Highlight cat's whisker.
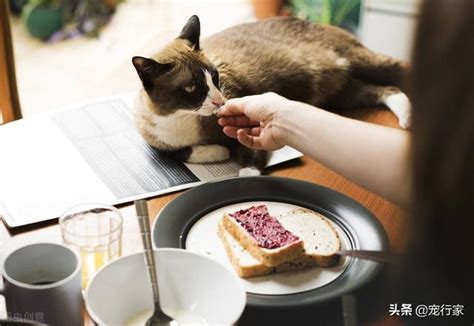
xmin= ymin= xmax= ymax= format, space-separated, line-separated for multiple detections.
xmin=221 ymin=84 xmax=227 ymax=93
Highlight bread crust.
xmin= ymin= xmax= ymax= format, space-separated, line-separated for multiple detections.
xmin=218 ymin=219 xmax=274 ymax=277
xmin=222 ymin=213 xmax=305 ymax=267
xmin=218 ymin=220 xmax=316 ymax=278
xmin=281 ymin=208 xmax=341 ymax=267
xmin=218 ymin=207 xmax=342 ymax=278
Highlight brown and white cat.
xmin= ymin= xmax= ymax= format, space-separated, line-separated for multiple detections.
xmin=132 ymin=15 xmax=410 ymax=175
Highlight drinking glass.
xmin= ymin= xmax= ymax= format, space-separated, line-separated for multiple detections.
xmin=59 ymin=203 xmax=123 ymax=290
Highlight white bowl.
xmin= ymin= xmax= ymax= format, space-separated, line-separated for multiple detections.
xmin=85 ymin=248 xmax=246 ymax=325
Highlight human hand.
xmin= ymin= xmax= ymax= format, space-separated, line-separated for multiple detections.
xmin=217 ymin=92 xmax=293 ymax=151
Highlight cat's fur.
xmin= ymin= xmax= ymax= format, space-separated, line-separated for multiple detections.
xmin=132 ymin=15 xmax=411 ymax=175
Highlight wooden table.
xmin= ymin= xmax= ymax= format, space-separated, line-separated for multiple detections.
xmin=0 ymin=108 xmax=407 ymax=325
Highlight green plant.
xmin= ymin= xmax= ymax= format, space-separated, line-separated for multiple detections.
xmin=290 ymin=0 xmax=361 ymax=32
xmin=21 ymin=0 xmax=64 ymax=40
xmin=26 ymin=0 xmax=61 ymax=6
xmin=20 ymin=0 xmax=125 ymax=41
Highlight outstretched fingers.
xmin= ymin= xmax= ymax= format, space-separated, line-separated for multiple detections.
xmin=223 ymin=125 xmax=262 ymax=138
xmin=217 ymin=95 xmax=270 ymax=122
xmin=218 ymin=115 xmax=259 ymax=128
xmin=237 ymin=129 xmax=264 ymax=149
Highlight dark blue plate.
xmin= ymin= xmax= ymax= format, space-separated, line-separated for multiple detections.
xmin=152 ymin=176 xmax=388 ymax=308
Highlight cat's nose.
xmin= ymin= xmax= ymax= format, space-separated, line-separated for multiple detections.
xmin=212 ymin=98 xmax=225 ymax=107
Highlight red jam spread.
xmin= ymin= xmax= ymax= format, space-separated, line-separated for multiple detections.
xmin=229 ymin=205 xmax=299 ymax=249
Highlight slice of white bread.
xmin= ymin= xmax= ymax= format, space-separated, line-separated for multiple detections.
xmin=218 ymin=207 xmax=341 ymax=278
xmin=218 ymin=219 xmax=318 ymax=278
xmin=277 ymin=208 xmax=341 ymax=267
xmin=222 ymin=206 xmax=305 ymax=267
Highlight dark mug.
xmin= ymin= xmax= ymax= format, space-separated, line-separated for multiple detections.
xmin=0 ymin=243 xmax=82 ymax=326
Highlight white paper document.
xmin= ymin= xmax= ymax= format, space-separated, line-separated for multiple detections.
xmin=0 ymin=94 xmax=302 ymax=228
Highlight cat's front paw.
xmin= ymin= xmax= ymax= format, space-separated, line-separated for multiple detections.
xmin=238 ymin=167 xmax=262 ymax=177
xmin=187 ymin=145 xmax=230 ymax=163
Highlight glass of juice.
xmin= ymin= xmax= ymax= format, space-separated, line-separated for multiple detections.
xmin=59 ymin=203 xmax=123 ymax=290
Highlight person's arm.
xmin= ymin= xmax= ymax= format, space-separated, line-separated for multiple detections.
xmin=218 ymin=93 xmax=411 ymax=207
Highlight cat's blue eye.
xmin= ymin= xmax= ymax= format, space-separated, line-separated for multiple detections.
xmin=184 ymin=85 xmax=196 ymax=93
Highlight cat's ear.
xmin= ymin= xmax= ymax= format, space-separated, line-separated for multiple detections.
xmin=178 ymin=15 xmax=200 ymax=50
xmin=132 ymin=56 xmax=173 ymax=89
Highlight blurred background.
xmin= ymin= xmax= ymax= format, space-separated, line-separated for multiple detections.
xmin=5 ymin=0 xmax=419 ymax=119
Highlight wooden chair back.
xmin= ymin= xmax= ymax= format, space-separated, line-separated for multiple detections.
xmin=0 ymin=1 xmax=22 ymax=124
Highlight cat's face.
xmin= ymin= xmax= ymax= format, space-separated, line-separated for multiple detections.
xmin=132 ymin=16 xmax=226 ymax=116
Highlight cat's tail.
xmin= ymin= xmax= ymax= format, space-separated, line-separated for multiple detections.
xmin=352 ymin=61 xmax=408 ymax=91
xmin=347 ymin=47 xmax=409 ymax=91
xmin=325 ymin=79 xmax=412 ymax=129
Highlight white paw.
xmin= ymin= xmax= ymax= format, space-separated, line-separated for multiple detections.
xmin=238 ymin=167 xmax=261 ymax=177
xmin=384 ymin=93 xmax=412 ymax=129
xmin=398 ymin=111 xmax=412 ymax=129
xmin=188 ymin=145 xmax=230 ymax=163
xmin=214 ymin=146 xmax=231 ymax=161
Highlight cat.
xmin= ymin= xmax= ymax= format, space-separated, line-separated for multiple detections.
xmin=132 ymin=15 xmax=411 ymax=175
